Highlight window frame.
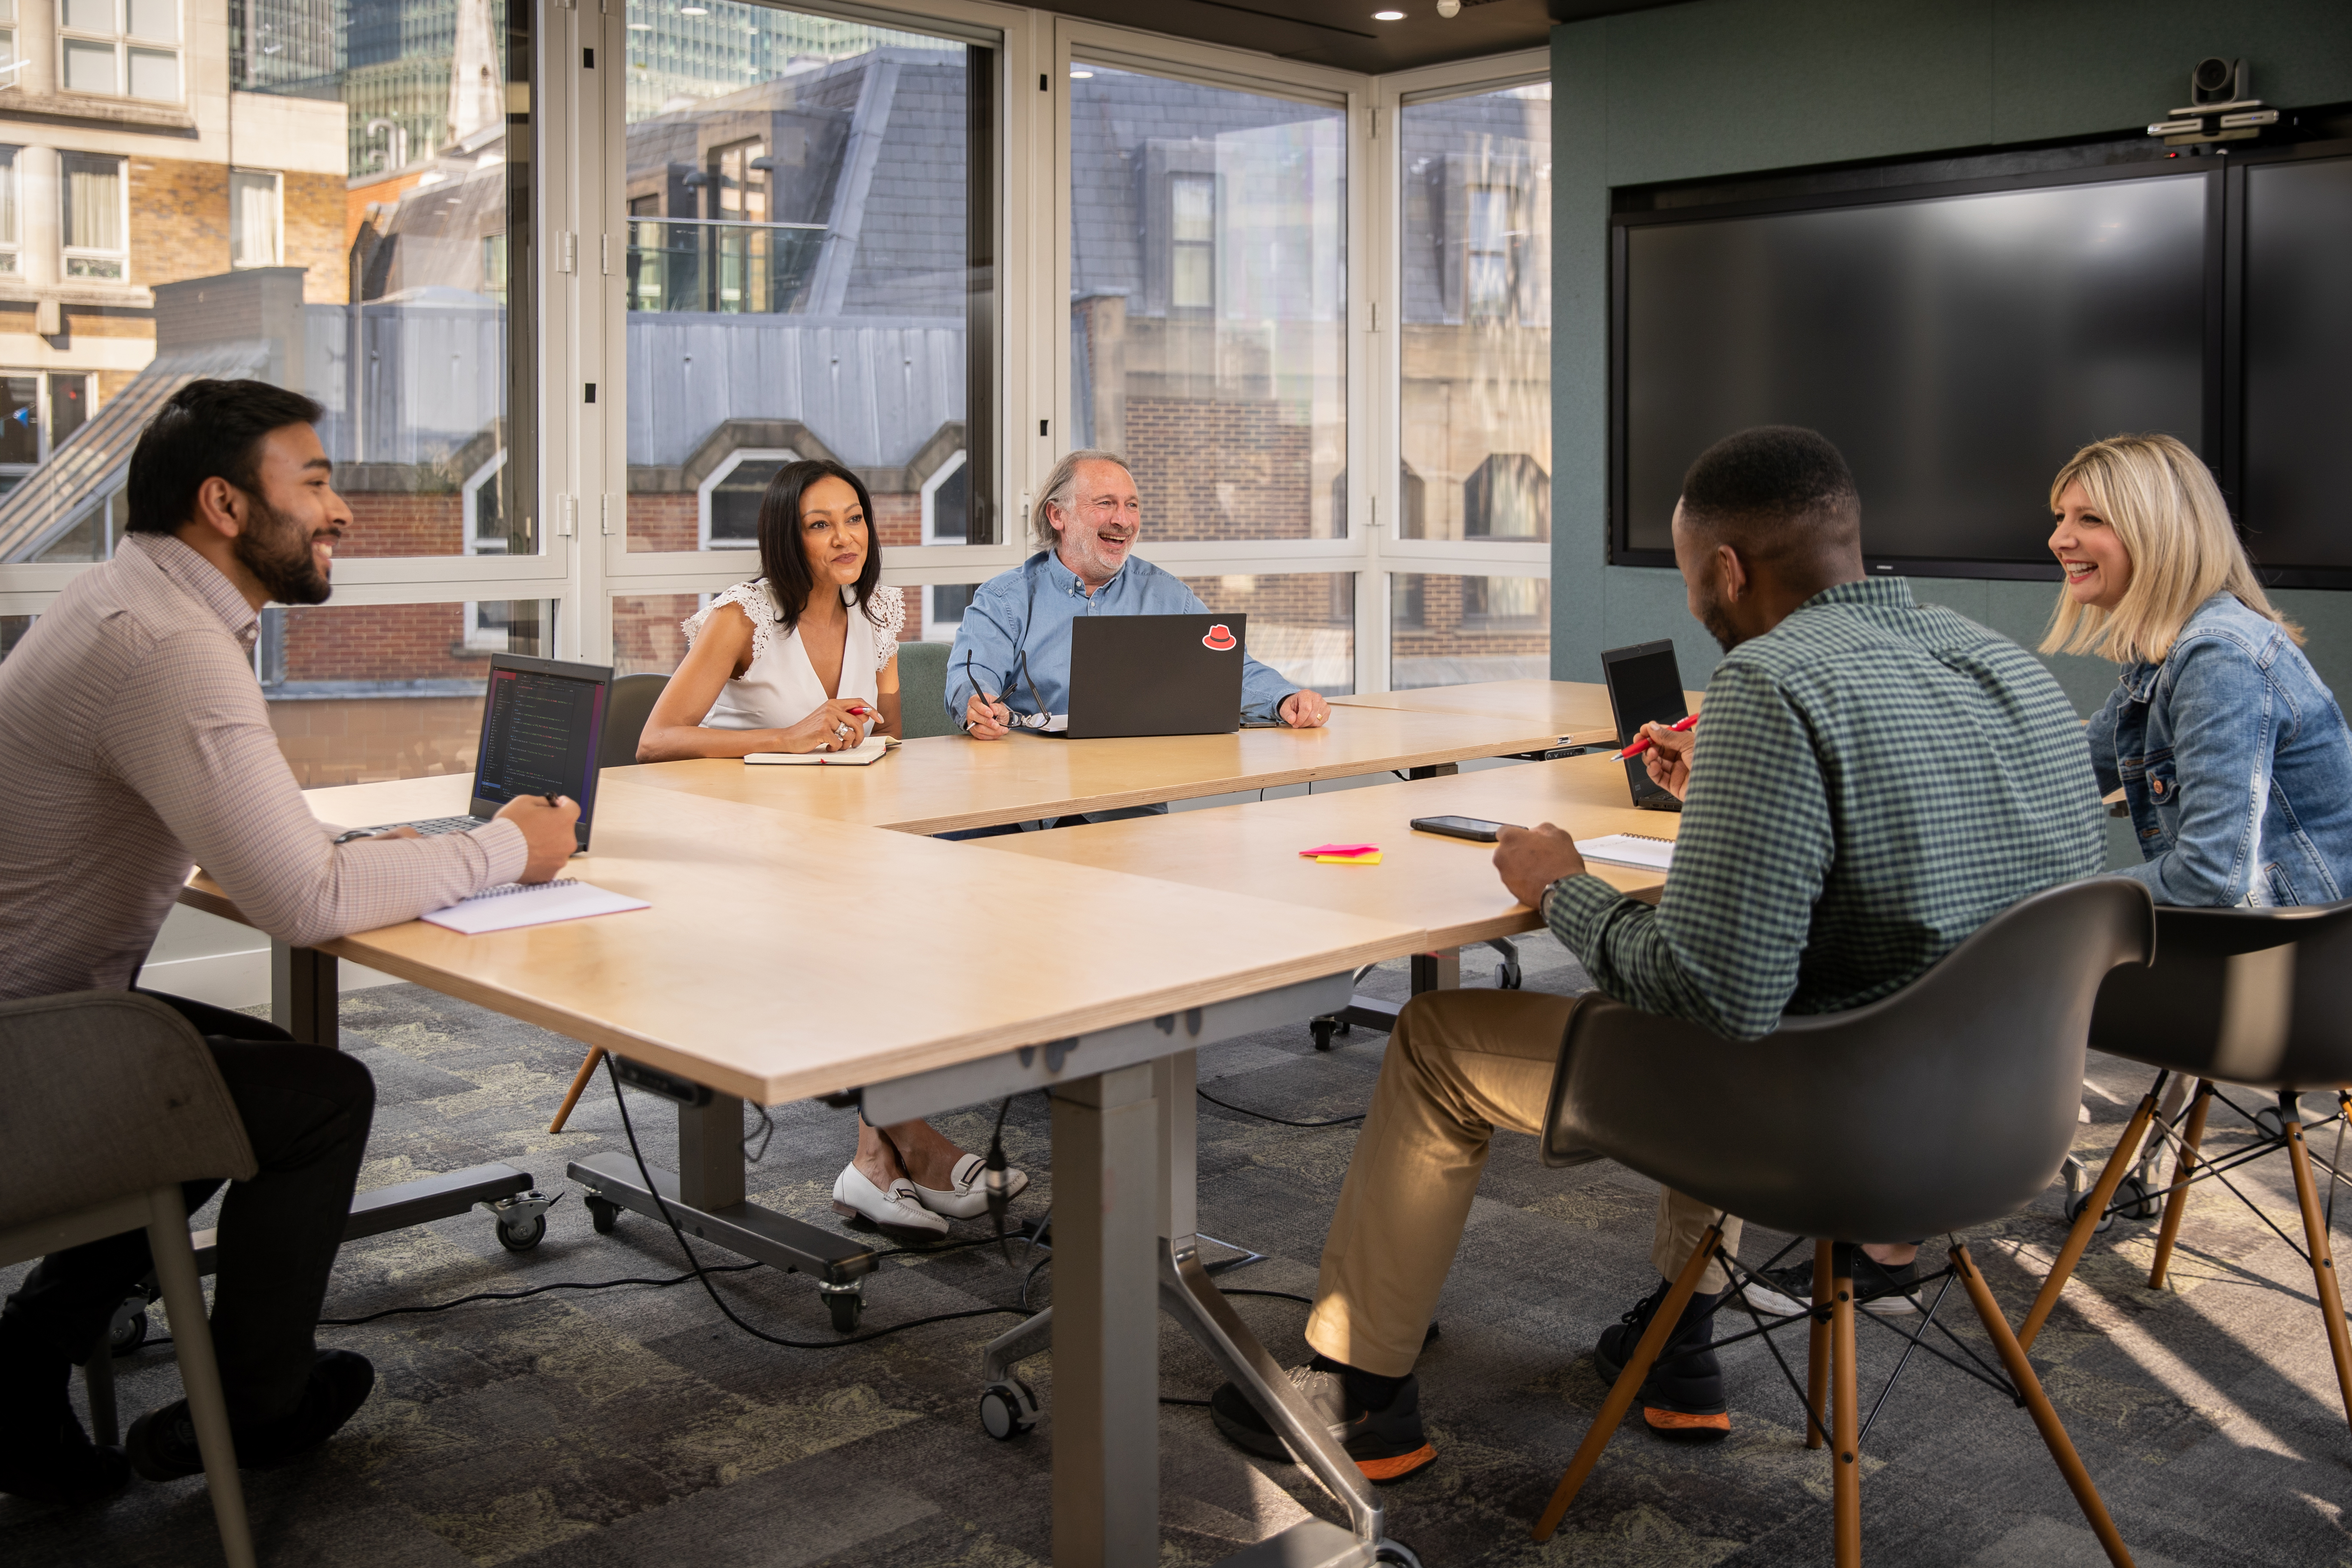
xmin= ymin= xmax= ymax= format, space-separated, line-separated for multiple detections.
xmin=227 ymin=167 xmax=283 ymax=270
xmin=57 ymin=148 xmax=129 ymax=282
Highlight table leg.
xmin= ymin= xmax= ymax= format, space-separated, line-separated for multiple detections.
xmin=677 ymin=1093 xmax=748 ymax=1210
xmin=1050 ymin=1063 xmax=1160 ymax=1568
xmin=270 ymin=941 xmax=339 ymax=1047
xmin=1410 ymin=949 xmax=1460 ymax=993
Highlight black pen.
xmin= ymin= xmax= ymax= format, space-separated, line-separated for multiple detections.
xmin=545 ymin=793 xmax=561 ymax=807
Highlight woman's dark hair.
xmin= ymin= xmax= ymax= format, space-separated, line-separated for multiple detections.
xmin=753 ymin=458 xmax=883 ymax=636
xmin=126 ymin=378 xmax=327 ymax=535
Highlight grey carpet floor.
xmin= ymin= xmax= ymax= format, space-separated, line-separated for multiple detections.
xmin=8 ymin=936 xmax=2352 ymax=1566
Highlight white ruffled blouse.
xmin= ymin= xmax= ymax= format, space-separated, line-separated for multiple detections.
xmin=682 ymin=580 xmax=903 ymax=737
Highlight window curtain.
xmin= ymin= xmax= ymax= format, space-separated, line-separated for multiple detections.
xmin=62 ymin=155 xmax=123 ymax=253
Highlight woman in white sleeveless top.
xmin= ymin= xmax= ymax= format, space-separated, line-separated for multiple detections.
xmin=638 ymin=460 xmax=1029 ymax=1242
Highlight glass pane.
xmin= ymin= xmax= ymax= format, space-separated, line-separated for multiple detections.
xmin=266 ymin=600 xmax=553 ymax=787
xmin=612 ymin=585 xmax=922 ymax=675
xmin=1390 ymin=573 xmax=1549 ymax=688
xmin=0 ymin=31 xmax=16 ymax=89
xmin=49 ymin=374 xmax=90 ymax=447
xmin=61 ymin=0 xmax=115 ymax=34
xmin=1399 ymin=84 xmax=1550 ymax=542
xmin=127 ymin=46 xmax=178 ymax=102
xmin=624 ymin=3 xmax=997 ymax=554
xmin=1179 ymin=572 xmax=1354 ymax=695
xmin=63 ymin=39 xmax=119 ymax=97
xmin=0 ymin=4 xmax=535 ymax=565
xmin=1072 ymin=66 xmax=1346 ymax=543
xmin=0 ymin=147 xmax=16 ymax=244
xmin=126 ymin=0 xmax=176 ymax=42
xmin=0 ymin=376 xmax=34 ymax=466
xmin=229 ymin=170 xmax=279 ymax=266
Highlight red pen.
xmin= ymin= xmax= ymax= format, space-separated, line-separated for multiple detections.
xmin=1617 ymin=712 xmax=1698 ymax=760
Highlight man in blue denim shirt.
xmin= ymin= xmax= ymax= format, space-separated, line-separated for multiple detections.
xmin=945 ymin=450 xmax=1331 ymax=738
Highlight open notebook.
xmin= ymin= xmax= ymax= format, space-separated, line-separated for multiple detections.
xmin=745 ymin=736 xmax=895 ymax=766
xmin=1577 ymin=833 xmax=1675 ymax=872
xmin=420 ymin=879 xmax=650 ymax=935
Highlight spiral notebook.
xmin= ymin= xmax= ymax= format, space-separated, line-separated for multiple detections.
xmin=1578 ymin=833 xmax=1675 ymax=872
xmin=420 ymin=879 xmax=650 ymax=935
xmin=745 ymin=736 xmax=895 ymax=766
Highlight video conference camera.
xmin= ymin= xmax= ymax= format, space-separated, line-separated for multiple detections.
xmin=2149 ymin=57 xmax=2280 ymax=147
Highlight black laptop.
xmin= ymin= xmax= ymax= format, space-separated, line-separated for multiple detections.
xmin=1601 ymin=639 xmax=1688 ymax=812
xmin=345 ymin=652 xmax=613 ymax=853
xmin=1060 ymin=613 xmax=1250 ymax=740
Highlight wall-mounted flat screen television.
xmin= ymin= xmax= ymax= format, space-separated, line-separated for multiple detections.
xmin=1614 ymin=167 xmax=2214 ymax=578
xmin=2241 ymin=156 xmax=2352 ymax=576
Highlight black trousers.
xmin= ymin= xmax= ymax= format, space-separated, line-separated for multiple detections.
xmin=0 ymin=991 xmax=374 ymax=1427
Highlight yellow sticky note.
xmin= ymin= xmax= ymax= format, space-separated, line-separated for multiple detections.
xmin=1315 ymin=851 xmax=1383 ymax=865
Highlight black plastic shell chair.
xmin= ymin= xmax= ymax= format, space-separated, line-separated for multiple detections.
xmin=2016 ymin=897 xmax=2352 ymax=1433
xmin=1531 ymin=876 xmax=2155 ymax=1567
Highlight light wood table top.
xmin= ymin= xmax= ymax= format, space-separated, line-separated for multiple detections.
xmin=970 ymin=752 xmax=1675 ymax=960
xmin=1328 ymin=679 xmax=1705 ymax=747
xmin=600 ymin=704 xmax=1565 ymax=834
xmin=181 ymin=777 xmax=1416 ymax=1106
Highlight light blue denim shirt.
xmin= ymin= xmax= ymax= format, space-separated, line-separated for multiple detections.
xmin=943 ymin=549 xmax=1300 ymax=728
xmin=2087 ymin=591 xmax=2352 ymax=907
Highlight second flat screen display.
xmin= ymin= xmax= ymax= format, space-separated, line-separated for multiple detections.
xmin=1619 ymin=173 xmax=2209 ymax=568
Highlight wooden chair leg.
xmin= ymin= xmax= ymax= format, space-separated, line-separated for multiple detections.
xmin=1806 ymin=1238 xmax=1831 ymax=1451
xmin=1530 ymin=1223 xmax=1724 ymax=1543
xmin=2281 ymin=1093 xmax=2352 ymax=1436
xmin=548 ymin=1047 xmax=605 ymax=1134
xmin=1950 ymin=1242 xmax=2135 ymax=1568
xmin=2147 ymin=1080 xmax=2214 ymax=1291
xmin=1829 ymin=1243 xmax=1861 ymax=1567
xmin=2020 ymin=1078 xmax=2163 ymax=1352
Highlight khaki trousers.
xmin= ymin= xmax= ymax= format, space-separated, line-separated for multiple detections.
xmin=1303 ymin=989 xmax=1743 ymax=1378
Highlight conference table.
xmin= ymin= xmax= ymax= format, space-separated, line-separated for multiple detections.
xmin=603 ymin=702 xmax=1567 ymax=834
xmin=1328 ymin=678 xmax=1705 ymax=750
xmin=175 ymin=699 xmax=1678 ymax=1567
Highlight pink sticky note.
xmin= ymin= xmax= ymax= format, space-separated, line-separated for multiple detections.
xmin=1299 ymin=843 xmax=1379 ymax=858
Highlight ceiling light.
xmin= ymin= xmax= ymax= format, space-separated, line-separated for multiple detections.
xmin=1372 ymin=9 xmax=1404 ymax=18
xmin=1069 ymin=68 xmax=1093 ymax=79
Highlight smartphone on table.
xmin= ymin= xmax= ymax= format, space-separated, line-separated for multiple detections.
xmin=1410 ymin=815 xmax=1517 ymax=843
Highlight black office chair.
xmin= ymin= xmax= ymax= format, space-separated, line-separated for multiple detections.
xmin=596 ymin=672 xmax=671 ymax=772
xmin=2015 ymin=897 xmax=2352 ymax=1434
xmin=1531 ymin=877 xmax=2154 ymax=1567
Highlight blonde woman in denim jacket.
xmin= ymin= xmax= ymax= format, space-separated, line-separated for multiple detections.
xmin=2045 ymin=434 xmax=2352 ymax=908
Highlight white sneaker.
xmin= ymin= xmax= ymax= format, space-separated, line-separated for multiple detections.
xmin=912 ymin=1152 xmax=1030 ymax=1221
xmin=831 ymin=1163 xmax=948 ymax=1242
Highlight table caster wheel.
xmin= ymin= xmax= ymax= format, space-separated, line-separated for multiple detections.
xmin=1498 ymin=961 xmax=1522 ymax=991
xmin=1310 ymin=1018 xmax=1338 ymax=1051
xmin=979 ymin=1378 xmax=1038 ymax=1440
xmin=108 ymin=1297 xmax=150 ymax=1357
xmin=497 ymin=1213 xmax=547 ymax=1252
xmin=823 ymin=1286 xmax=862 ymax=1334
xmin=2064 ymin=1186 xmax=2117 ymax=1234
xmin=2116 ymin=1173 xmax=2157 ymax=1223
xmin=586 ymin=1195 xmax=621 ymax=1234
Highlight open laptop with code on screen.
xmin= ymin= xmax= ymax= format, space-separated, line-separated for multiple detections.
xmin=345 ymin=652 xmax=612 ymax=853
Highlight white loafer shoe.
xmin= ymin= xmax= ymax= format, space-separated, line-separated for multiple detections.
xmin=832 ymin=1163 xmax=949 ymax=1242
xmin=912 ymin=1153 xmax=1030 ymax=1221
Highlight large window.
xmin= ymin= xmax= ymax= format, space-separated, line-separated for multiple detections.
xmin=0 ymin=145 xmax=16 ymax=273
xmin=1390 ymin=77 xmax=1551 ymax=684
xmin=1068 ymin=64 xmax=1347 ymax=545
xmin=228 ymin=169 xmax=282 ymax=269
xmin=60 ymin=0 xmax=182 ymax=102
xmin=59 ymin=152 xmax=126 ymax=279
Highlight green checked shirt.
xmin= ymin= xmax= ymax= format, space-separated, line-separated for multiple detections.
xmin=1544 ymin=578 xmax=2106 ymax=1040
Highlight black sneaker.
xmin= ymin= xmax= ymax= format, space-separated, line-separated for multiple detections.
xmin=1592 ymin=1281 xmax=1730 ymax=1444
xmin=1741 ymin=1252 xmax=1926 ymax=1318
xmin=127 ymin=1350 xmax=375 ymax=1482
xmin=1209 ymin=1365 xmax=1436 ymax=1483
xmin=0 ymin=1395 xmax=131 ymax=1508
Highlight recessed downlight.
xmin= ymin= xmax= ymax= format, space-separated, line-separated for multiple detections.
xmin=1070 ymin=67 xmax=1093 ymax=79
xmin=1372 ymin=9 xmax=1405 ymax=18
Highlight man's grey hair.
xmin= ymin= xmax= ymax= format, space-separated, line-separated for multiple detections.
xmin=1033 ymin=449 xmax=1133 ymax=547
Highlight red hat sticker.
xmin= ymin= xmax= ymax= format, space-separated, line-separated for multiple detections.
xmin=1202 ymin=623 xmax=1238 ymax=651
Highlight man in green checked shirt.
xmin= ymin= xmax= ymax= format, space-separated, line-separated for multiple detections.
xmin=1210 ymin=426 xmax=2106 ymax=1481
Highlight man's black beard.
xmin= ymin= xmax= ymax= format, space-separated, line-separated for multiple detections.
xmin=1697 ymin=598 xmax=1743 ymax=655
xmin=233 ymin=494 xmax=332 ymax=606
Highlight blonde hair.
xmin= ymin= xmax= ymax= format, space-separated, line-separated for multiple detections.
xmin=2040 ymin=432 xmax=2300 ymax=665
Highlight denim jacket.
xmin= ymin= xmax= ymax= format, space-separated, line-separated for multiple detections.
xmin=2087 ymin=591 xmax=2352 ymax=907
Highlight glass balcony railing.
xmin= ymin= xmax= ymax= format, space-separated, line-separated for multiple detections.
xmin=625 ymin=217 xmax=827 ymax=315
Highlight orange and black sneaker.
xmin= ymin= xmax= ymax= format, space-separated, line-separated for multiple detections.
xmin=1593 ymin=1281 xmax=1732 ymax=1446
xmin=1208 ymin=1365 xmax=1437 ymax=1483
